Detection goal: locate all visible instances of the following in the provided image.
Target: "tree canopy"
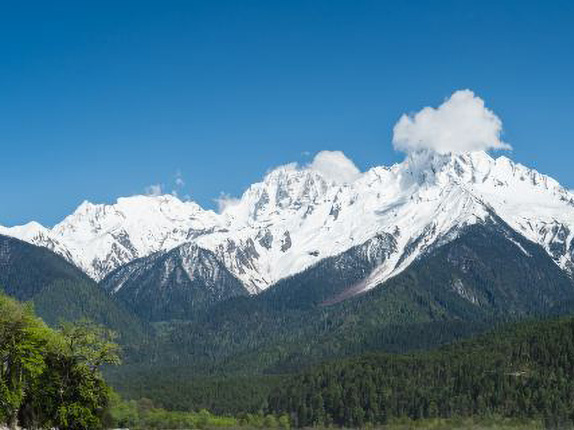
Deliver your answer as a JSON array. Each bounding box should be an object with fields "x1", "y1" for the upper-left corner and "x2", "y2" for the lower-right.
[{"x1": 0, "y1": 293, "x2": 120, "y2": 430}]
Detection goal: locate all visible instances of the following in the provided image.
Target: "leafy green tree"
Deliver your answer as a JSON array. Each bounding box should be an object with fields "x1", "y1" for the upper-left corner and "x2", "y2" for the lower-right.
[
  {"x1": 278, "y1": 414, "x2": 291, "y2": 429},
  {"x1": 263, "y1": 413, "x2": 279, "y2": 428},
  {"x1": 0, "y1": 295, "x2": 52, "y2": 429},
  {"x1": 21, "y1": 319, "x2": 121, "y2": 430}
]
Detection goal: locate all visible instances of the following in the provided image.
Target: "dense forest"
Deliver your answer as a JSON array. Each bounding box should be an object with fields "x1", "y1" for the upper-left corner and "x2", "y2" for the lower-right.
[
  {"x1": 6, "y1": 232, "x2": 574, "y2": 429},
  {"x1": 268, "y1": 317, "x2": 574, "y2": 429},
  {"x1": 7, "y1": 285, "x2": 574, "y2": 429},
  {"x1": 0, "y1": 292, "x2": 293, "y2": 430},
  {"x1": 106, "y1": 315, "x2": 574, "y2": 429},
  {"x1": 108, "y1": 225, "x2": 574, "y2": 410}
]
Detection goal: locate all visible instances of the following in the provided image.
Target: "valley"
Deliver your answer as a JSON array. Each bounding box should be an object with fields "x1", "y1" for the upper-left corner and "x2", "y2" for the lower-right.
[{"x1": 3, "y1": 150, "x2": 574, "y2": 428}]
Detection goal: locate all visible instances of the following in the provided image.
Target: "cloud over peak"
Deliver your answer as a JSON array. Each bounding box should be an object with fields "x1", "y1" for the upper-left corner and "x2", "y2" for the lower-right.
[
  {"x1": 308, "y1": 150, "x2": 361, "y2": 184},
  {"x1": 392, "y1": 89, "x2": 511, "y2": 155},
  {"x1": 144, "y1": 184, "x2": 163, "y2": 197}
]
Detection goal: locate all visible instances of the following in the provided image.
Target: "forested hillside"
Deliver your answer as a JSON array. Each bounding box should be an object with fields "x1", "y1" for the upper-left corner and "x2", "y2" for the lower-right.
[
  {"x1": 5, "y1": 225, "x2": 574, "y2": 429},
  {"x1": 113, "y1": 226, "x2": 574, "y2": 372},
  {"x1": 269, "y1": 317, "x2": 574, "y2": 428},
  {"x1": 0, "y1": 234, "x2": 148, "y2": 344},
  {"x1": 109, "y1": 223, "x2": 574, "y2": 407}
]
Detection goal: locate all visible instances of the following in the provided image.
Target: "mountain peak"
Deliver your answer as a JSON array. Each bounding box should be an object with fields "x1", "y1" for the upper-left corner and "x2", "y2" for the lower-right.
[
  {"x1": 224, "y1": 163, "x2": 335, "y2": 224},
  {"x1": 3, "y1": 151, "x2": 574, "y2": 294}
]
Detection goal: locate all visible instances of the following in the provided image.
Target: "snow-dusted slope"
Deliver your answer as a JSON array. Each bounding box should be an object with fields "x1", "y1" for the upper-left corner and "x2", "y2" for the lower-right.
[
  {"x1": 3, "y1": 195, "x2": 224, "y2": 280},
  {"x1": 0, "y1": 221, "x2": 74, "y2": 263},
  {"x1": 100, "y1": 242, "x2": 248, "y2": 321},
  {"x1": 3, "y1": 151, "x2": 574, "y2": 296}
]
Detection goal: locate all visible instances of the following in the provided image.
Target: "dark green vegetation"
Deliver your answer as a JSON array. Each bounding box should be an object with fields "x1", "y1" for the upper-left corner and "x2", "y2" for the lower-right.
[
  {"x1": 0, "y1": 293, "x2": 120, "y2": 429},
  {"x1": 109, "y1": 223, "x2": 574, "y2": 410},
  {"x1": 4, "y1": 221, "x2": 574, "y2": 428},
  {"x1": 0, "y1": 292, "x2": 290, "y2": 430},
  {"x1": 110, "y1": 395, "x2": 291, "y2": 430},
  {"x1": 108, "y1": 370, "x2": 283, "y2": 415},
  {"x1": 0, "y1": 235, "x2": 147, "y2": 344},
  {"x1": 269, "y1": 317, "x2": 574, "y2": 429}
]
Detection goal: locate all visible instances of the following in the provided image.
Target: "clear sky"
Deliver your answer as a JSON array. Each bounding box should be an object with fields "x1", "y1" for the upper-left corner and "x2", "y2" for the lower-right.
[{"x1": 1, "y1": 0, "x2": 573, "y2": 226}]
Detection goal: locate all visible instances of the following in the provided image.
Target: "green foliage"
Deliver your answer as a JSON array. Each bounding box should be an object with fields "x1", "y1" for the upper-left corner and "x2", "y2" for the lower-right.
[
  {"x1": 268, "y1": 317, "x2": 574, "y2": 428},
  {"x1": 0, "y1": 292, "x2": 120, "y2": 430},
  {"x1": 109, "y1": 395, "x2": 291, "y2": 430},
  {"x1": 57, "y1": 319, "x2": 122, "y2": 369},
  {"x1": 0, "y1": 294, "x2": 52, "y2": 428},
  {"x1": 33, "y1": 279, "x2": 149, "y2": 344},
  {"x1": 0, "y1": 235, "x2": 149, "y2": 345},
  {"x1": 106, "y1": 368, "x2": 283, "y2": 414},
  {"x1": 381, "y1": 416, "x2": 543, "y2": 429}
]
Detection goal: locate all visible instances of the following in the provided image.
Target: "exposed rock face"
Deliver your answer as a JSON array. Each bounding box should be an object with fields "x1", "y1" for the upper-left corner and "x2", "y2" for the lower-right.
[{"x1": 4, "y1": 151, "x2": 574, "y2": 298}]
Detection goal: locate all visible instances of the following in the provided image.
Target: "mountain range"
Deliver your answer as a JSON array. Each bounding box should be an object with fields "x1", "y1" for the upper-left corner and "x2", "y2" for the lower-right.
[
  {"x1": 2, "y1": 150, "x2": 574, "y2": 318},
  {"x1": 4, "y1": 148, "x2": 574, "y2": 408}
]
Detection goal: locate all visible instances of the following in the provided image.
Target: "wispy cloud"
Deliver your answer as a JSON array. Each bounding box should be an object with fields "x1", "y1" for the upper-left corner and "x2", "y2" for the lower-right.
[
  {"x1": 171, "y1": 170, "x2": 187, "y2": 197},
  {"x1": 144, "y1": 184, "x2": 163, "y2": 196},
  {"x1": 174, "y1": 170, "x2": 185, "y2": 188},
  {"x1": 215, "y1": 192, "x2": 241, "y2": 213}
]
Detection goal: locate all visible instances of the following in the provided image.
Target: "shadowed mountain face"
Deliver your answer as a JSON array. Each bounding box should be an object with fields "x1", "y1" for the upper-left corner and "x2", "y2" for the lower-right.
[
  {"x1": 111, "y1": 220, "x2": 574, "y2": 379},
  {"x1": 0, "y1": 234, "x2": 146, "y2": 342},
  {"x1": 0, "y1": 233, "x2": 91, "y2": 300},
  {"x1": 100, "y1": 242, "x2": 249, "y2": 321}
]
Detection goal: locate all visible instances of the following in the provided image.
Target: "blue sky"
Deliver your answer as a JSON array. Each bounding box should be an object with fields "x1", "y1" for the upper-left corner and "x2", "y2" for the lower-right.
[{"x1": 1, "y1": 0, "x2": 573, "y2": 226}]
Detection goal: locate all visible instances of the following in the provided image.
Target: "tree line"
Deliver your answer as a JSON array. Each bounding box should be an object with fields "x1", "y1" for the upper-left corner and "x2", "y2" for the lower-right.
[
  {"x1": 268, "y1": 317, "x2": 574, "y2": 429},
  {"x1": 0, "y1": 292, "x2": 293, "y2": 430}
]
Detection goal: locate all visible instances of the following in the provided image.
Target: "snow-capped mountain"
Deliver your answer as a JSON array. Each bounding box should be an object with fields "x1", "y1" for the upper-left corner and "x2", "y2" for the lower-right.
[
  {"x1": 3, "y1": 150, "x2": 574, "y2": 298},
  {"x1": 2, "y1": 196, "x2": 224, "y2": 281}
]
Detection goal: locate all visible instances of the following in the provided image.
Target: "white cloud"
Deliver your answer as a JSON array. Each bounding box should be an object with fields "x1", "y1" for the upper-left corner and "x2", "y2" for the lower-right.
[
  {"x1": 145, "y1": 184, "x2": 163, "y2": 196},
  {"x1": 167, "y1": 170, "x2": 187, "y2": 197},
  {"x1": 307, "y1": 150, "x2": 361, "y2": 184},
  {"x1": 215, "y1": 151, "x2": 361, "y2": 213},
  {"x1": 392, "y1": 89, "x2": 512, "y2": 155},
  {"x1": 215, "y1": 192, "x2": 241, "y2": 213},
  {"x1": 174, "y1": 170, "x2": 185, "y2": 187}
]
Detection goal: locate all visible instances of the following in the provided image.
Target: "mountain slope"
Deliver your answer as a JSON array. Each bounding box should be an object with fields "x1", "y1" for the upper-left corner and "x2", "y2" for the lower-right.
[
  {"x1": 116, "y1": 219, "x2": 574, "y2": 375},
  {"x1": 0, "y1": 234, "x2": 147, "y2": 341},
  {"x1": 4, "y1": 151, "x2": 574, "y2": 299},
  {"x1": 109, "y1": 220, "x2": 574, "y2": 409},
  {"x1": 269, "y1": 315, "x2": 574, "y2": 428},
  {"x1": 0, "y1": 233, "x2": 91, "y2": 300},
  {"x1": 101, "y1": 242, "x2": 248, "y2": 321}
]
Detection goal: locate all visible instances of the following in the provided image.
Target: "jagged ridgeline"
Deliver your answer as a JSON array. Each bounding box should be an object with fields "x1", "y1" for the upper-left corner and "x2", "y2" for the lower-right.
[
  {"x1": 0, "y1": 234, "x2": 147, "y2": 343},
  {"x1": 3, "y1": 151, "x2": 574, "y2": 303},
  {"x1": 100, "y1": 242, "x2": 249, "y2": 321}
]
